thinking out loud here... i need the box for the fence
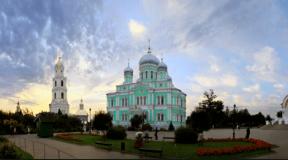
[10,136,75,159]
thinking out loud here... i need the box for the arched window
[161,96,164,105]
[55,81,57,87]
[61,92,64,99]
[137,97,139,105]
[54,93,56,99]
[61,80,64,86]
[161,114,164,121]
[145,71,148,79]
[151,71,153,79]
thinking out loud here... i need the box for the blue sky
[0,0,288,118]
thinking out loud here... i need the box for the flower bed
[54,133,81,142]
[197,138,272,156]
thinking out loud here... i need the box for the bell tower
[49,50,69,114]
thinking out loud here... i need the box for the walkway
[6,134,140,159]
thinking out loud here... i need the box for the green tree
[130,114,143,130]
[186,111,211,132]
[92,111,112,134]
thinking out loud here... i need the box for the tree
[265,115,273,125]
[186,111,211,132]
[92,111,112,134]
[168,121,175,131]
[201,89,217,109]
[130,114,143,130]
[277,111,283,119]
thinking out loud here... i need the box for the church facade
[49,56,69,114]
[107,46,186,129]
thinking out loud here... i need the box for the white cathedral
[49,56,69,114]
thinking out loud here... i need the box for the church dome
[158,58,167,69]
[139,53,160,65]
[124,65,133,73]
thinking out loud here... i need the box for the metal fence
[10,136,75,159]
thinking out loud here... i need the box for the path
[6,134,140,159]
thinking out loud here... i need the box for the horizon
[0,0,288,118]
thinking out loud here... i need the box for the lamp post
[89,108,92,134]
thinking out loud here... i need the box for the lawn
[54,134,273,159]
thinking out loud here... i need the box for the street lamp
[89,108,92,134]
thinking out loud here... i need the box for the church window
[144,96,146,105]
[54,93,56,99]
[61,80,64,86]
[145,71,148,79]
[111,99,114,107]
[156,73,157,79]
[161,96,164,105]
[180,115,183,122]
[140,97,143,105]
[61,92,64,99]
[157,113,160,121]
[161,114,164,121]
[122,98,124,107]
[160,83,162,87]
[55,81,57,87]
[151,71,153,79]
[137,97,139,105]
[157,96,160,105]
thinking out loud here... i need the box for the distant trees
[186,89,267,132]
[0,109,36,135]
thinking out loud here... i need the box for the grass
[54,134,272,159]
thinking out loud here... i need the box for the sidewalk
[6,134,140,159]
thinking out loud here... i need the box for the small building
[75,99,88,123]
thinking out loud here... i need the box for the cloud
[273,83,284,91]
[243,84,260,93]
[128,19,146,38]
[0,52,12,61]
[246,47,279,82]
[193,74,237,88]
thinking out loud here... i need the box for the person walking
[154,127,158,140]
[245,127,250,139]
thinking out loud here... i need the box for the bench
[138,147,163,157]
[95,141,112,150]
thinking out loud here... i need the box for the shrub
[175,127,198,144]
[142,123,152,131]
[168,121,175,131]
[106,126,127,140]
[0,137,8,143]
[0,143,18,159]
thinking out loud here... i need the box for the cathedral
[107,45,186,129]
[49,56,69,114]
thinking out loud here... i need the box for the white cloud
[243,83,260,93]
[246,46,279,82]
[193,74,237,88]
[128,19,146,38]
[273,83,284,91]
[0,52,12,61]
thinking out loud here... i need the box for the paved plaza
[6,134,140,159]
[5,128,288,159]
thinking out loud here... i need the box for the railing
[10,136,75,159]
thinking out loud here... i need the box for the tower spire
[147,39,151,54]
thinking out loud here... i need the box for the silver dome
[124,66,133,73]
[139,53,160,65]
